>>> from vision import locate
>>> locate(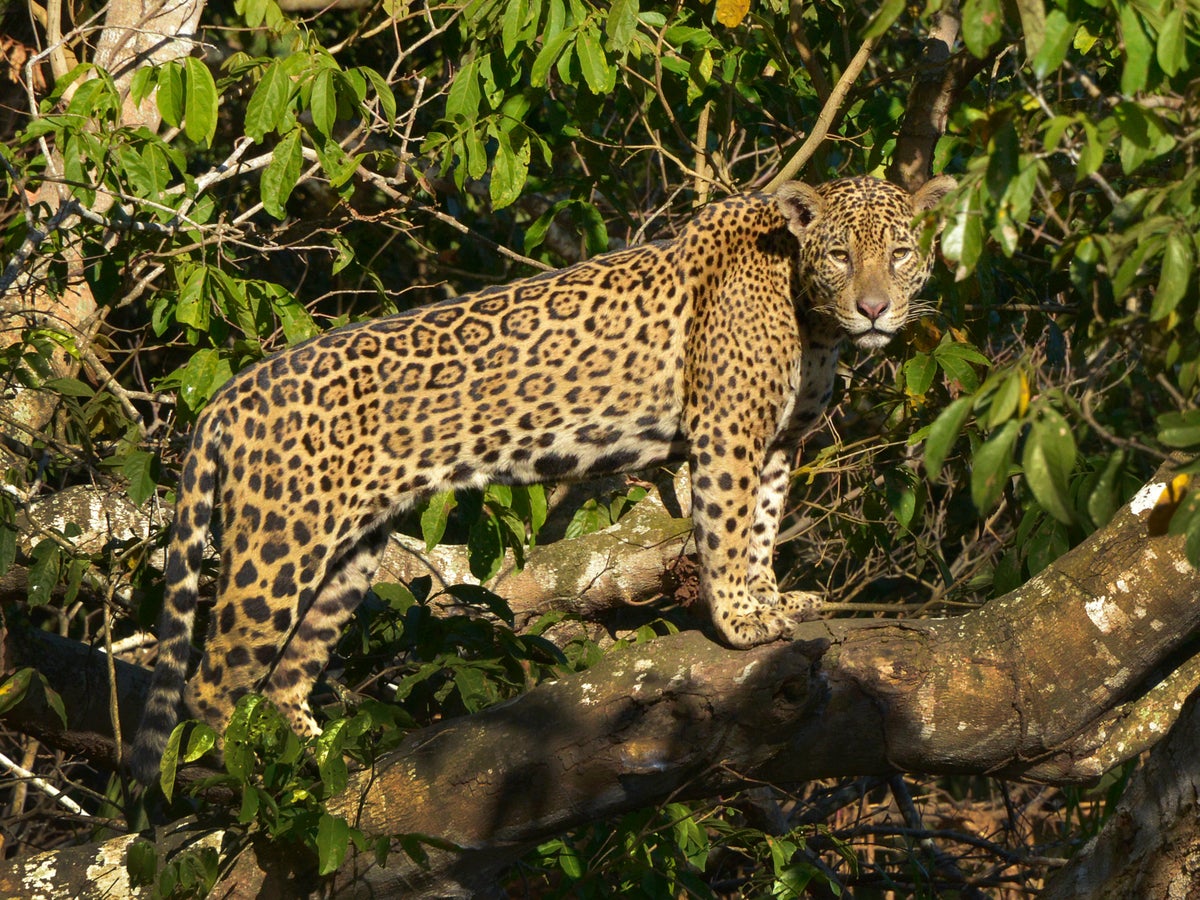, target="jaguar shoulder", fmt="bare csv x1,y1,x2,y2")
128,175,955,784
